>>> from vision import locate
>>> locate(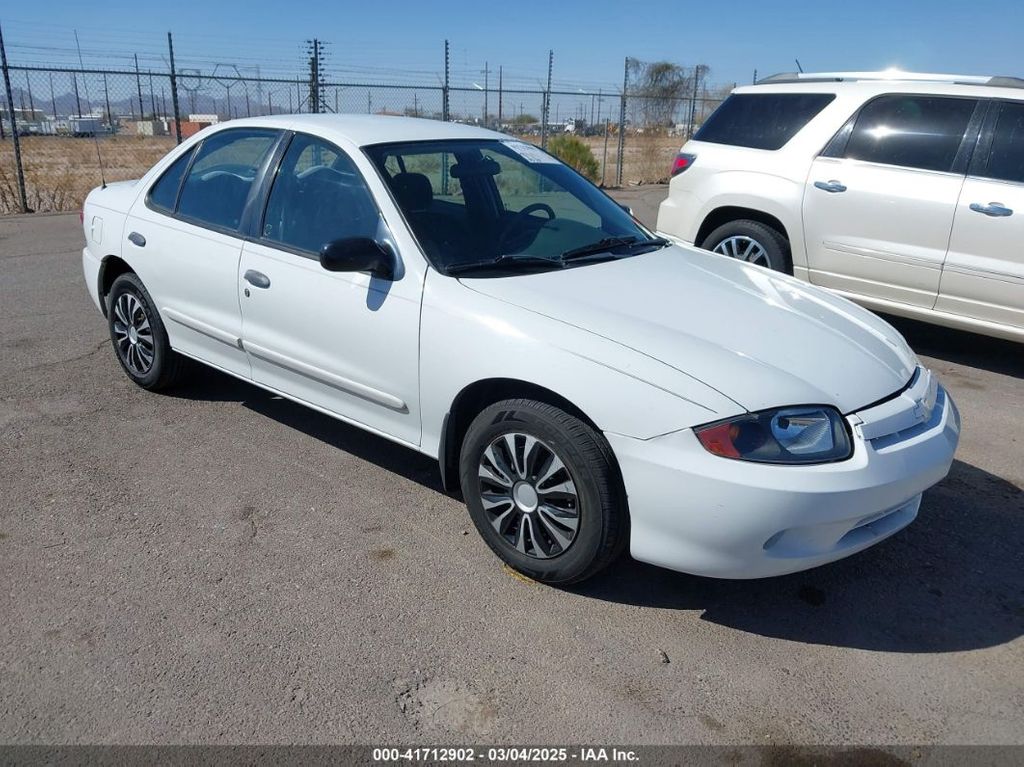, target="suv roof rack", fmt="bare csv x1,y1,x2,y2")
756,71,1024,89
